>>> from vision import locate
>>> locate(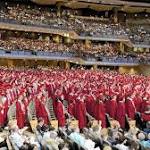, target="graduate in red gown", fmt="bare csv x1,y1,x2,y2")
55,98,66,127
94,97,106,128
0,97,5,127
1,96,8,125
85,94,95,116
35,91,49,125
125,96,136,119
75,95,87,129
140,95,150,113
38,96,49,125
105,94,117,119
16,94,26,128
52,89,63,116
35,92,42,118
116,98,126,128
141,105,150,121
23,92,29,112
68,99,75,117
133,93,142,112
